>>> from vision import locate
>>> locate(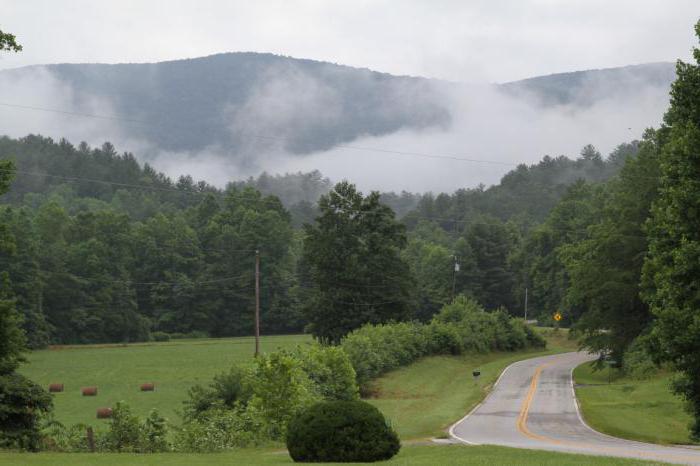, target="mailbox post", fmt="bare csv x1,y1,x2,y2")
472,369,481,382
